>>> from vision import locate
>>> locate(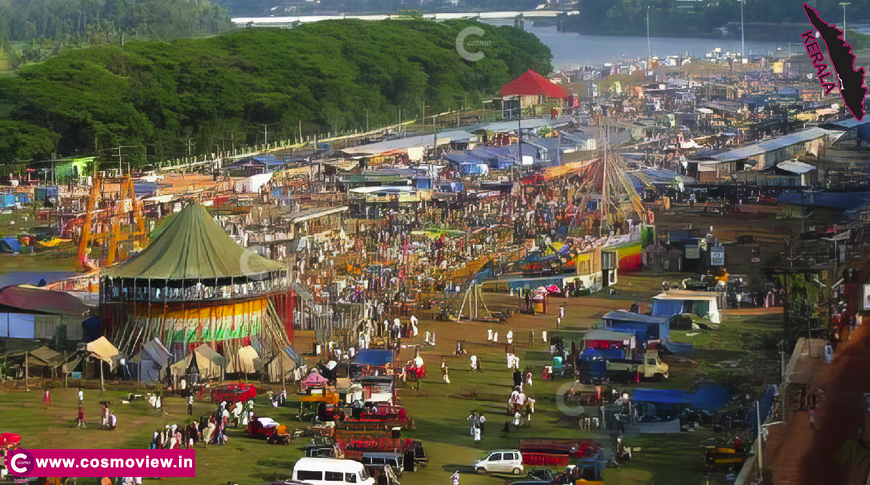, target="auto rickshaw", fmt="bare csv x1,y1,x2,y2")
553,356,564,375
704,443,745,471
